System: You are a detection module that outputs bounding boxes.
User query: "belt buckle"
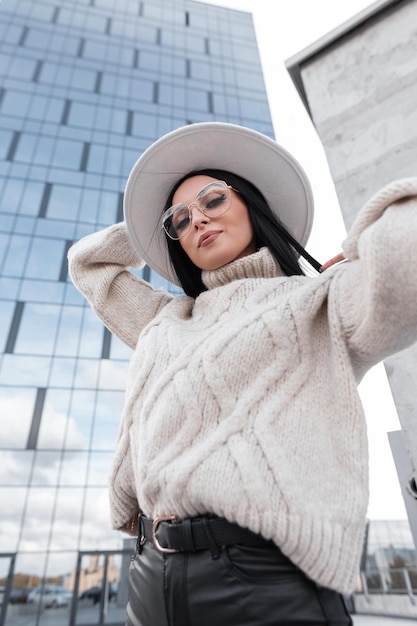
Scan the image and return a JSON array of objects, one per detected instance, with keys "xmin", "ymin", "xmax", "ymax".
[{"xmin": 152, "ymin": 514, "xmax": 179, "ymax": 553}]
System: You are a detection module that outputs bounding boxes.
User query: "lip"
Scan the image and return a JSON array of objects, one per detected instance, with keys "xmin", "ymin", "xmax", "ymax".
[{"xmin": 198, "ymin": 230, "xmax": 222, "ymax": 248}]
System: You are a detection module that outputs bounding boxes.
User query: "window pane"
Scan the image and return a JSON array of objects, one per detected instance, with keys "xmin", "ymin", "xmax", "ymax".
[
  {"xmin": 54, "ymin": 64, "xmax": 79, "ymax": 87},
  {"xmin": 35, "ymin": 217, "xmax": 75, "ymax": 238},
  {"xmin": 103, "ymin": 146, "xmax": 123, "ymax": 177},
  {"xmin": 79, "ymin": 488, "xmax": 118, "ymax": 550},
  {"xmin": 1, "ymin": 90, "xmax": 30, "ymax": 116},
  {"xmin": 0, "ymin": 129, "xmax": 16, "ymax": 160},
  {"xmin": 83, "ymin": 40, "xmax": 106, "ymax": 60},
  {"xmin": 0, "ymin": 276, "xmax": 20, "ymax": 299},
  {"xmin": 49, "ymin": 487, "xmax": 84, "ymax": 550},
  {"xmin": 8, "ymin": 56, "xmax": 37, "ymax": 80},
  {"xmin": 26, "ymin": 27, "xmax": 51, "ymax": 50},
  {"xmin": 132, "ymin": 111, "xmax": 157, "ymax": 138},
  {"xmin": 60, "ymin": 450, "xmax": 89, "ymax": 485},
  {"xmin": 49, "ymin": 184, "xmax": 82, "ymax": 221},
  {"xmin": 115, "ymin": 75, "xmax": 130, "ymax": 97},
  {"xmin": 25, "ymin": 237, "xmax": 64, "ymax": 280},
  {"xmin": 98, "ymin": 190, "xmax": 118, "ymax": 224},
  {"xmin": 49, "ymin": 32, "xmax": 80, "ymax": 55},
  {"xmin": 31, "ymin": 450, "xmax": 62, "ymax": 485},
  {"xmin": 93, "ymin": 106, "xmax": 126, "ymax": 134},
  {"xmin": 186, "ymin": 88, "xmax": 209, "ymax": 112},
  {"xmin": 139, "ymin": 51, "xmax": 159, "ymax": 71},
  {"xmin": 39, "ymin": 60, "xmax": 59, "ymax": 83},
  {"xmin": 110, "ymin": 334, "xmax": 133, "ymax": 360},
  {"xmin": 0, "ymin": 354, "xmax": 52, "ymax": 386},
  {"xmin": 20, "ymin": 279, "xmax": 65, "ymax": 303},
  {"xmin": 78, "ymin": 188, "xmax": 100, "ymax": 223},
  {"xmin": 48, "ymin": 356, "xmax": 77, "ymax": 387},
  {"xmin": 88, "ymin": 451, "xmax": 113, "ymax": 485},
  {"xmin": 0, "ymin": 387, "xmax": 37, "ymax": 449},
  {"xmin": 98, "ymin": 67, "xmax": 116, "ymax": 93},
  {"xmin": 87, "ymin": 144, "xmax": 106, "ymax": 173},
  {"xmin": 2, "ymin": 23, "xmax": 25, "ymax": 45},
  {"xmin": 19, "ymin": 487, "xmax": 56, "ymax": 551},
  {"xmin": 54, "ymin": 306, "xmax": 84, "ymax": 356},
  {"xmin": 2, "ymin": 234, "xmax": 31, "ymax": 276},
  {"xmin": 69, "ymin": 389, "xmax": 96, "ymax": 445},
  {"xmin": 68, "ymin": 102, "xmax": 96, "ymax": 128},
  {"xmin": 98, "ymin": 361, "xmax": 128, "ymax": 391},
  {"xmin": 0, "ymin": 300, "xmax": 15, "ymax": 350},
  {"xmin": 0, "ymin": 487, "xmax": 26, "ymax": 551},
  {"xmin": 15, "ymin": 134, "xmax": 52, "ymax": 165},
  {"xmin": 73, "ymin": 358, "xmax": 101, "ymax": 389},
  {"xmin": 37, "ymin": 389, "xmax": 85, "ymax": 450},
  {"xmin": 53, "ymin": 138, "xmax": 84, "ymax": 170},
  {"xmin": 45, "ymin": 96, "xmax": 67, "ymax": 123},
  {"xmin": 1, "ymin": 178, "xmax": 23, "ymax": 214},
  {"xmin": 90, "ymin": 389, "xmax": 124, "ymax": 450},
  {"xmin": 71, "ymin": 67, "xmax": 96, "ymax": 90},
  {"xmin": 0, "ymin": 450, "xmax": 34, "ymax": 485},
  {"xmin": 15, "ymin": 302, "xmax": 61, "ymax": 354},
  {"xmin": 21, "ymin": 181, "xmax": 46, "ymax": 216}
]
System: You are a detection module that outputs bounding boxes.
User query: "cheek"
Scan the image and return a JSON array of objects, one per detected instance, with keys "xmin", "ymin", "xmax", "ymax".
[
  {"xmin": 178, "ymin": 234, "xmax": 193, "ymax": 258},
  {"xmin": 239, "ymin": 210, "xmax": 254, "ymax": 239}
]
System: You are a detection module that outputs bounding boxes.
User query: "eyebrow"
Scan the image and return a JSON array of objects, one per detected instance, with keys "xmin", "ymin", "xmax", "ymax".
[{"xmin": 172, "ymin": 180, "xmax": 223, "ymax": 206}]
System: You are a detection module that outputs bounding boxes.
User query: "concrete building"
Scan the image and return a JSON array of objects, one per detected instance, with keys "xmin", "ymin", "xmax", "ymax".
[
  {"xmin": 0, "ymin": 1, "xmax": 273, "ymax": 624},
  {"xmin": 286, "ymin": 0, "xmax": 417, "ymax": 552}
]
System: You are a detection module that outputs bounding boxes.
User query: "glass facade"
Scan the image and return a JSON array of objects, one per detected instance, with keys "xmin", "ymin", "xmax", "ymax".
[
  {"xmin": 0, "ymin": 0, "xmax": 273, "ymax": 624},
  {"xmin": 360, "ymin": 520, "xmax": 417, "ymax": 595}
]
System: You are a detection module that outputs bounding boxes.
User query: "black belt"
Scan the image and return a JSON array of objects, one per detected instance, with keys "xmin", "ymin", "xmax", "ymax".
[{"xmin": 138, "ymin": 513, "xmax": 273, "ymax": 557}]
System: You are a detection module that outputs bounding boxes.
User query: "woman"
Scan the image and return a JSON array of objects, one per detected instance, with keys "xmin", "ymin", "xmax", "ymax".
[{"xmin": 68, "ymin": 122, "xmax": 417, "ymax": 625}]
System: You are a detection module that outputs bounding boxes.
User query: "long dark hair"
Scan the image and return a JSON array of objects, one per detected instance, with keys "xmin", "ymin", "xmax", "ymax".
[{"xmin": 163, "ymin": 169, "xmax": 321, "ymax": 298}]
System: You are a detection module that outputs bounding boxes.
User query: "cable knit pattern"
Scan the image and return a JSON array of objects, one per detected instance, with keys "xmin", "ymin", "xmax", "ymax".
[{"xmin": 68, "ymin": 178, "xmax": 417, "ymax": 595}]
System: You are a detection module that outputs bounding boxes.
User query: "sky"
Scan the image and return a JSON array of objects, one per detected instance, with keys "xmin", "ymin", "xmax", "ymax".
[{"xmin": 204, "ymin": 0, "xmax": 408, "ymax": 522}]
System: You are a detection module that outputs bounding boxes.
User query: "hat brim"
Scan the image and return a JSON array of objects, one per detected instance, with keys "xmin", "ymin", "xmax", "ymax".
[{"xmin": 124, "ymin": 122, "xmax": 314, "ymax": 286}]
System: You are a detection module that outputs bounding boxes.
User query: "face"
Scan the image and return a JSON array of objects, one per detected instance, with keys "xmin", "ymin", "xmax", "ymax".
[{"xmin": 171, "ymin": 175, "xmax": 256, "ymax": 271}]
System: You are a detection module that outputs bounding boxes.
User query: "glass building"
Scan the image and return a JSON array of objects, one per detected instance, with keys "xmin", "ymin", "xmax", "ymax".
[
  {"xmin": 360, "ymin": 519, "xmax": 417, "ymax": 595},
  {"xmin": 0, "ymin": 0, "xmax": 273, "ymax": 624}
]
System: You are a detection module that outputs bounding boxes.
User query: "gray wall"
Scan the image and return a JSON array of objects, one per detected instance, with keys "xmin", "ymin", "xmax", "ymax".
[
  {"xmin": 301, "ymin": 0, "xmax": 417, "ymax": 225},
  {"xmin": 296, "ymin": 0, "xmax": 417, "ymax": 485}
]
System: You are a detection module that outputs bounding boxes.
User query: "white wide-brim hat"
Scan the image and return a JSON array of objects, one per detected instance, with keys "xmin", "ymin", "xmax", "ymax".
[{"xmin": 124, "ymin": 122, "xmax": 314, "ymax": 285}]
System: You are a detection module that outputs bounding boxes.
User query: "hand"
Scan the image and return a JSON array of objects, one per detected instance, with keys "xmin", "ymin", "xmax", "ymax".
[{"xmin": 320, "ymin": 253, "xmax": 347, "ymax": 272}]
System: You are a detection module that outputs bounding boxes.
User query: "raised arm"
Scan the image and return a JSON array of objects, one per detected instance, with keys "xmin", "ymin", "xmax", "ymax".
[
  {"xmin": 68, "ymin": 222, "xmax": 173, "ymax": 349},
  {"xmin": 332, "ymin": 178, "xmax": 417, "ymax": 373}
]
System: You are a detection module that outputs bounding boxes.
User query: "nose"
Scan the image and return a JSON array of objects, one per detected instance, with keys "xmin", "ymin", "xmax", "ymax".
[{"xmin": 190, "ymin": 204, "xmax": 210, "ymax": 228}]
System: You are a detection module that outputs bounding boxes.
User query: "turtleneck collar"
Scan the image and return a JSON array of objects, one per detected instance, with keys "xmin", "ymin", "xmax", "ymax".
[{"xmin": 201, "ymin": 247, "xmax": 285, "ymax": 290}]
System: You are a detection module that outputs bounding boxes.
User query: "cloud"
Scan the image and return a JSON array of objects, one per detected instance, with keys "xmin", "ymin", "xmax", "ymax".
[
  {"xmin": 0, "ymin": 390, "xmax": 34, "ymax": 447},
  {"xmin": 0, "ymin": 390, "xmax": 85, "ymax": 450}
]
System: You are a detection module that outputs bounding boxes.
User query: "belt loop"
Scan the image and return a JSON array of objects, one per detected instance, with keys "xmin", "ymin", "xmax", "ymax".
[
  {"xmin": 202, "ymin": 517, "xmax": 220, "ymax": 560},
  {"xmin": 182, "ymin": 518, "xmax": 196, "ymax": 552},
  {"xmin": 134, "ymin": 512, "xmax": 145, "ymax": 558}
]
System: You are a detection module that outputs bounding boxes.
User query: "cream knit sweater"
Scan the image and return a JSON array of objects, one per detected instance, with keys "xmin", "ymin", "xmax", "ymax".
[{"xmin": 68, "ymin": 178, "xmax": 417, "ymax": 595}]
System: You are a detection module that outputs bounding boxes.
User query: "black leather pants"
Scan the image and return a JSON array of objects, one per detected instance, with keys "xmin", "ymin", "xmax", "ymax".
[{"xmin": 125, "ymin": 539, "xmax": 353, "ymax": 626}]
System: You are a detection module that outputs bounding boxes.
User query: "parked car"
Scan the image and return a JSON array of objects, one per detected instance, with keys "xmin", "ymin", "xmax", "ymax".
[
  {"xmin": 27, "ymin": 585, "xmax": 72, "ymax": 608},
  {"xmin": 79, "ymin": 584, "xmax": 117, "ymax": 605},
  {"xmin": 9, "ymin": 587, "xmax": 32, "ymax": 604}
]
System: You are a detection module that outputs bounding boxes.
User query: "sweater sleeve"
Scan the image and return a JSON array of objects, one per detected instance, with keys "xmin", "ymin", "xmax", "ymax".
[
  {"xmin": 68, "ymin": 222, "xmax": 173, "ymax": 349},
  {"xmin": 333, "ymin": 178, "xmax": 417, "ymax": 372}
]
